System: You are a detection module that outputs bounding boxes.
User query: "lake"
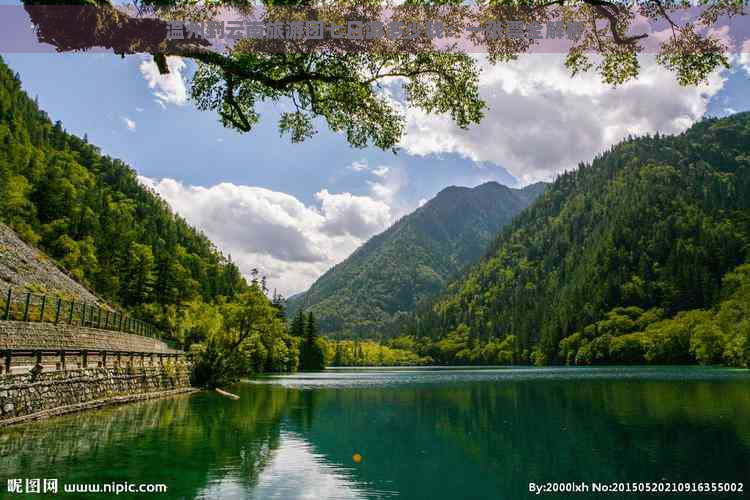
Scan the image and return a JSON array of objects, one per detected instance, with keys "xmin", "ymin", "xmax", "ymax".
[{"xmin": 1, "ymin": 366, "xmax": 749, "ymax": 499}]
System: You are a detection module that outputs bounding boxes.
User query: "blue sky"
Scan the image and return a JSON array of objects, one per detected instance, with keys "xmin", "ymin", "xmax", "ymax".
[
  {"xmin": 3, "ymin": 53, "xmax": 516, "ymax": 206},
  {"xmin": 4, "ymin": 52, "xmax": 750, "ymax": 294}
]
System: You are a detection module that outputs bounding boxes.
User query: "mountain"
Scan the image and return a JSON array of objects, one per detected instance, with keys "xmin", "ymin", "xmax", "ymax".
[
  {"xmin": 406, "ymin": 112, "xmax": 750, "ymax": 366},
  {"xmin": 0, "ymin": 55, "xmax": 247, "ymax": 326},
  {"xmin": 288, "ymin": 181, "xmax": 547, "ymax": 338}
]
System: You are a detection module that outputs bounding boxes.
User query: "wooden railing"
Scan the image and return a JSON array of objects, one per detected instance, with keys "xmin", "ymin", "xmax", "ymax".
[{"xmin": 1, "ymin": 288, "xmax": 162, "ymax": 339}]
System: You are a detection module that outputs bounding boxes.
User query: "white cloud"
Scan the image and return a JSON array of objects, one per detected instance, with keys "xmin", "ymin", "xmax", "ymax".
[
  {"xmin": 347, "ymin": 159, "xmax": 369, "ymax": 172},
  {"xmin": 372, "ymin": 166, "xmax": 390, "ymax": 178},
  {"xmin": 122, "ymin": 117, "xmax": 136, "ymax": 131},
  {"xmin": 740, "ymin": 39, "xmax": 750, "ymax": 76},
  {"xmin": 139, "ymin": 55, "xmax": 188, "ymax": 108},
  {"xmin": 367, "ymin": 164, "xmax": 408, "ymax": 206},
  {"xmin": 316, "ymin": 189, "xmax": 392, "ymax": 238},
  {"xmin": 240, "ymin": 432, "xmax": 370, "ymax": 500},
  {"xmin": 139, "ymin": 177, "xmax": 393, "ymax": 295},
  {"xmin": 399, "ymin": 54, "xmax": 727, "ymax": 183},
  {"xmin": 135, "ymin": 107, "xmax": 144, "ymax": 113}
]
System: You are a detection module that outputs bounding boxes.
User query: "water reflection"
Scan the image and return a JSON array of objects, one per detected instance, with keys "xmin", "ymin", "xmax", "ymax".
[
  {"xmin": 248, "ymin": 432, "xmax": 391, "ymax": 500},
  {"xmin": 1, "ymin": 367, "xmax": 749, "ymax": 499}
]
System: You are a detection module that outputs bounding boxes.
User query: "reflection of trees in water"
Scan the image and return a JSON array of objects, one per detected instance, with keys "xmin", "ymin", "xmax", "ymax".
[
  {"xmin": 2, "ymin": 374, "xmax": 749, "ymax": 499},
  {"xmin": 0, "ymin": 394, "xmax": 194, "ymax": 461},
  {"xmin": 279, "ymin": 376, "xmax": 750, "ymax": 500},
  {"xmin": 0, "ymin": 386, "xmax": 300, "ymax": 499}
]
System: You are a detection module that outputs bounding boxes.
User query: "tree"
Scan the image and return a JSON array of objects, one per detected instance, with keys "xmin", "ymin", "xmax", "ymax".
[
  {"xmin": 290, "ymin": 309, "xmax": 305, "ymax": 338},
  {"xmin": 271, "ymin": 290, "xmax": 287, "ymax": 319},
  {"xmin": 300, "ymin": 312, "xmax": 326, "ymax": 371},
  {"xmin": 21, "ymin": 0, "xmax": 743, "ymax": 150},
  {"xmin": 690, "ymin": 322, "xmax": 725, "ymax": 365},
  {"xmin": 190, "ymin": 284, "xmax": 295, "ymax": 387},
  {"xmin": 123, "ymin": 242, "xmax": 155, "ymax": 306}
]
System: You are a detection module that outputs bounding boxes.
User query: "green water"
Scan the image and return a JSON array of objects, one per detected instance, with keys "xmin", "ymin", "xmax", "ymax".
[{"xmin": 1, "ymin": 366, "xmax": 750, "ymax": 499}]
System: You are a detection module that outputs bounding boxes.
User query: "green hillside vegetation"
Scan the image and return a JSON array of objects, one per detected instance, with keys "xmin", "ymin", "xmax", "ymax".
[
  {"xmin": 288, "ymin": 181, "xmax": 546, "ymax": 338},
  {"xmin": 559, "ymin": 263, "xmax": 750, "ymax": 367},
  {"xmin": 327, "ymin": 337, "xmax": 430, "ymax": 367},
  {"xmin": 400, "ymin": 112, "xmax": 750, "ymax": 367},
  {"xmin": 0, "ymin": 56, "xmax": 298, "ymax": 382}
]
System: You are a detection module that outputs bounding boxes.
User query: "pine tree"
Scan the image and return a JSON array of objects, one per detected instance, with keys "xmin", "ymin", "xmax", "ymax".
[
  {"xmin": 300, "ymin": 312, "xmax": 325, "ymax": 371},
  {"xmin": 290, "ymin": 310, "xmax": 305, "ymax": 338}
]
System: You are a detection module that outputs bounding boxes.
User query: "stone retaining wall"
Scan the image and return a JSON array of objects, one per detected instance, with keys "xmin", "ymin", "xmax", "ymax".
[
  {"xmin": 0, "ymin": 320, "xmax": 179, "ymax": 354},
  {"xmin": 0, "ymin": 364, "xmax": 193, "ymax": 427}
]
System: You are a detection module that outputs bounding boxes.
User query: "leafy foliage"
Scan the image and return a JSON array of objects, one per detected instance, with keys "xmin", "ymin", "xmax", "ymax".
[
  {"xmin": 21, "ymin": 1, "xmax": 744, "ymax": 150},
  {"xmin": 557, "ymin": 264, "xmax": 750, "ymax": 367},
  {"xmin": 328, "ymin": 337, "xmax": 431, "ymax": 367},
  {"xmin": 190, "ymin": 285, "xmax": 299, "ymax": 387}
]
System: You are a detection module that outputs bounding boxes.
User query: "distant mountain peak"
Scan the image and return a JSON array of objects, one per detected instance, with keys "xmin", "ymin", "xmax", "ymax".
[{"xmin": 287, "ymin": 181, "xmax": 547, "ymax": 338}]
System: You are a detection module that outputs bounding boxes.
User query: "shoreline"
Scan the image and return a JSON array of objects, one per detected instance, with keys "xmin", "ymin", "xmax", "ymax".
[{"xmin": 0, "ymin": 386, "xmax": 200, "ymax": 429}]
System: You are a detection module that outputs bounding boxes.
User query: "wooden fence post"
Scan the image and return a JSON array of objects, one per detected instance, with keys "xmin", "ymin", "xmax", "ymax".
[
  {"xmin": 39, "ymin": 295, "xmax": 46, "ymax": 322},
  {"xmin": 4, "ymin": 288, "xmax": 11, "ymax": 320},
  {"xmin": 22, "ymin": 292, "xmax": 31, "ymax": 321},
  {"xmin": 54, "ymin": 298, "xmax": 62, "ymax": 324}
]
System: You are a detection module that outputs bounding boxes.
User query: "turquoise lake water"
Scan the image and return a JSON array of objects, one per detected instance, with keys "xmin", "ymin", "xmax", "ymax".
[{"xmin": 1, "ymin": 366, "xmax": 749, "ymax": 499}]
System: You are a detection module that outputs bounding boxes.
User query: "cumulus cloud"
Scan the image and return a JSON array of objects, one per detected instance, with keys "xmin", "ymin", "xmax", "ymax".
[
  {"xmin": 399, "ymin": 54, "xmax": 727, "ymax": 183},
  {"xmin": 372, "ymin": 166, "xmax": 390, "ymax": 178},
  {"xmin": 122, "ymin": 117, "xmax": 136, "ymax": 131},
  {"xmin": 139, "ymin": 177, "xmax": 393, "ymax": 295},
  {"xmin": 347, "ymin": 159, "xmax": 370, "ymax": 172},
  {"xmin": 740, "ymin": 39, "xmax": 750, "ymax": 76},
  {"xmin": 139, "ymin": 55, "xmax": 188, "ymax": 108},
  {"xmin": 367, "ymin": 164, "xmax": 408, "ymax": 206},
  {"xmin": 316, "ymin": 189, "xmax": 391, "ymax": 238}
]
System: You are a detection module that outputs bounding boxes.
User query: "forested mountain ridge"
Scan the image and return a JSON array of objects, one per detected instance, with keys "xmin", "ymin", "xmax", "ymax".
[
  {"xmin": 288, "ymin": 181, "xmax": 547, "ymax": 338},
  {"xmin": 402, "ymin": 112, "xmax": 750, "ymax": 366},
  {"xmin": 0, "ymin": 55, "xmax": 246, "ymax": 328}
]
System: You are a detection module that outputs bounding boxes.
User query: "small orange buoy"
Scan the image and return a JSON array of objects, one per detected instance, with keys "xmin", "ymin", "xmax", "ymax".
[{"xmin": 352, "ymin": 453, "xmax": 363, "ymax": 463}]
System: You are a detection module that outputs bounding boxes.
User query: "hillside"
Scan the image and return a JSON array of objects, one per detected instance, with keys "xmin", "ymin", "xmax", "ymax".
[
  {"xmin": 404, "ymin": 113, "xmax": 750, "ymax": 366},
  {"xmin": 288, "ymin": 181, "xmax": 546, "ymax": 338},
  {"xmin": 0, "ymin": 222, "xmax": 101, "ymax": 304},
  {"xmin": 0, "ymin": 55, "xmax": 247, "ymax": 331}
]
